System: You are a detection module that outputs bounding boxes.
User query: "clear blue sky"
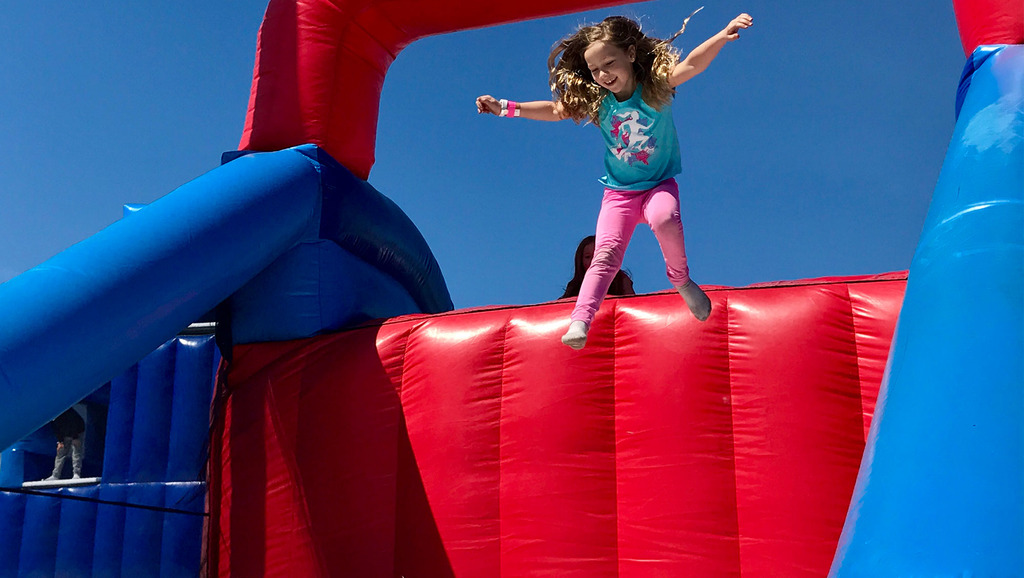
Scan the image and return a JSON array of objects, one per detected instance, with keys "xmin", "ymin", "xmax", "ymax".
[{"xmin": 0, "ymin": 1, "xmax": 964, "ymax": 310}]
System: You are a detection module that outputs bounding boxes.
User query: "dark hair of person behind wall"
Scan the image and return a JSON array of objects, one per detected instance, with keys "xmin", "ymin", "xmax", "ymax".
[{"xmin": 560, "ymin": 235, "xmax": 635, "ymax": 299}]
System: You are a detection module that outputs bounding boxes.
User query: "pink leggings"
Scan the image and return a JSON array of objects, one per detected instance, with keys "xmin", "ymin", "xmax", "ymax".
[{"xmin": 571, "ymin": 178, "xmax": 690, "ymax": 325}]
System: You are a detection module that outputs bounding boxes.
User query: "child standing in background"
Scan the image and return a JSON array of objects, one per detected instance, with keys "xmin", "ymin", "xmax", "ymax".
[{"xmin": 477, "ymin": 11, "xmax": 752, "ymax": 349}]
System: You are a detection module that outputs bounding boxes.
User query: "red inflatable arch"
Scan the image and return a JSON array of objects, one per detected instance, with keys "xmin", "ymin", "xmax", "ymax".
[
  {"xmin": 239, "ymin": 0, "xmax": 631, "ymax": 180},
  {"xmin": 239, "ymin": 0, "xmax": 1023, "ymax": 179}
]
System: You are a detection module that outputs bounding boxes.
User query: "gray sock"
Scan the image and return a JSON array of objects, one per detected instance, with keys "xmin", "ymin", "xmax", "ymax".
[
  {"xmin": 561, "ymin": 320, "xmax": 589, "ymax": 350},
  {"xmin": 677, "ymin": 280, "xmax": 712, "ymax": 321}
]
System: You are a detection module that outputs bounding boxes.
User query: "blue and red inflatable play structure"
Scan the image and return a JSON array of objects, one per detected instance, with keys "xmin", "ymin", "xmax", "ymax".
[{"xmin": 0, "ymin": 0, "xmax": 1020, "ymax": 575}]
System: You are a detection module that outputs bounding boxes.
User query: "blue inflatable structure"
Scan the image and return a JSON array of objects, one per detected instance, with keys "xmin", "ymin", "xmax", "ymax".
[
  {"xmin": 830, "ymin": 45, "xmax": 1024, "ymax": 575},
  {"xmin": 0, "ymin": 334, "xmax": 218, "ymax": 576},
  {"xmin": 0, "ymin": 142, "xmax": 452, "ymax": 576},
  {"xmin": 0, "ymin": 144, "xmax": 452, "ymax": 453}
]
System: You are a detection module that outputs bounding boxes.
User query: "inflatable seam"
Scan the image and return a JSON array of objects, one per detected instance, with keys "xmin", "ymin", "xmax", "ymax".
[
  {"xmin": 723, "ymin": 292, "xmax": 743, "ymax": 575},
  {"xmin": 844, "ymin": 285, "xmax": 868, "ymax": 443},
  {"xmin": 497, "ymin": 315, "xmax": 511, "ymax": 571}
]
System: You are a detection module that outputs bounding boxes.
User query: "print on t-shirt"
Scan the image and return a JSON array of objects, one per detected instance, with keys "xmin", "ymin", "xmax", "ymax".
[{"xmin": 609, "ymin": 111, "xmax": 657, "ymax": 166}]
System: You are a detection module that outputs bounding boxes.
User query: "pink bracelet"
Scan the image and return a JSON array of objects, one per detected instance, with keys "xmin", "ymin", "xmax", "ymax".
[{"xmin": 499, "ymin": 99, "xmax": 520, "ymax": 118}]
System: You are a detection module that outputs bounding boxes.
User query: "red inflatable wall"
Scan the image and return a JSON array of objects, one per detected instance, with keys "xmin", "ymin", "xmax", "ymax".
[{"xmin": 209, "ymin": 273, "xmax": 905, "ymax": 576}]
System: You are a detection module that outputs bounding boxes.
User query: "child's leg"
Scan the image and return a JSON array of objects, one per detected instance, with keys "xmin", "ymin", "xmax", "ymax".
[
  {"xmin": 642, "ymin": 179, "xmax": 690, "ymax": 284},
  {"xmin": 642, "ymin": 179, "xmax": 711, "ymax": 321},
  {"xmin": 571, "ymin": 189, "xmax": 642, "ymax": 325},
  {"xmin": 564, "ymin": 188, "xmax": 643, "ymax": 348}
]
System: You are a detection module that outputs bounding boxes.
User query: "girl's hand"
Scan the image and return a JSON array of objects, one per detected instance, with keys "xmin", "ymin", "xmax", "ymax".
[
  {"xmin": 724, "ymin": 13, "xmax": 753, "ymax": 41},
  {"xmin": 476, "ymin": 95, "xmax": 501, "ymax": 115}
]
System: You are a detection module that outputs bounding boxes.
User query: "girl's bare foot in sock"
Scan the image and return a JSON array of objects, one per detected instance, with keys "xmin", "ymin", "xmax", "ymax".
[
  {"xmin": 561, "ymin": 320, "xmax": 589, "ymax": 350},
  {"xmin": 677, "ymin": 280, "xmax": 712, "ymax": 321}
]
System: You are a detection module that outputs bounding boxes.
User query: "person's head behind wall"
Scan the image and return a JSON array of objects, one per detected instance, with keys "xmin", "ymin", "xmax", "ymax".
[{"xmin": 560, "ymin": 235, "xmax": 634, "ymax": 299}]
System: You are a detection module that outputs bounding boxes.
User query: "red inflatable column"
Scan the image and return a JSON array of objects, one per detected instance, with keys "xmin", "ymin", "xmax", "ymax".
[
  {"xmin": 614, "ymin": 295, "xmax": 740, "ymax": 576},
  {"xmin": 499, "ymin": 303, "xmax": 618, "ymax": 575},
  {"xmin": 729, "ymin": 285, "xmax": 867, "ymax": 576},
  {"xmin": 395, "ymin": 313, "xmax": 505, "ymax": 576}
]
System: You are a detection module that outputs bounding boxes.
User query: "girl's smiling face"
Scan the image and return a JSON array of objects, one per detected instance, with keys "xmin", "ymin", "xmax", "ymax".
[{"xmin": 583, "ymin": 40, "xmax": 637, "ymax": 100}]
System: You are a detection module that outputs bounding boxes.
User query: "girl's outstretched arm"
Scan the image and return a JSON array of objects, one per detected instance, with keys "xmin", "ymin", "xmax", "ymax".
[
  {"xmin": 476, "ymin": 95, "xmax": 567, "ymax": 121},
  {"xmin": 668, "ymin": 13, "xmax": 752, "ymax": 87}
]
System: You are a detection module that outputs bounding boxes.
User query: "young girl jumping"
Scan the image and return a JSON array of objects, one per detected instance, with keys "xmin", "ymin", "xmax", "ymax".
[{"xmin": 477, "ymin": 11, "xmax": 753, "ymax": 349}]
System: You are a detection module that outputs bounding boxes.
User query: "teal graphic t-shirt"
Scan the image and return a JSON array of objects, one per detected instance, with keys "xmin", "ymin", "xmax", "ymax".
[{"xmin": 598, "ymin": 84, "xmax": 681, "ymax": 191}]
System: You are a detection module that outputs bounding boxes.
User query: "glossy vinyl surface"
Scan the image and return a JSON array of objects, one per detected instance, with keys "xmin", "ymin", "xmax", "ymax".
[{"xmin": 211, "ymin": 274, "xmax": 906, "ymax": 576}]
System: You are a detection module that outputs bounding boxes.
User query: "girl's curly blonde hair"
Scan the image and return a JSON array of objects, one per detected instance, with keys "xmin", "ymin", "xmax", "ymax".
[{"xmin": 549, "ymin": 16, "xmax": 680, "ymax": 125}]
